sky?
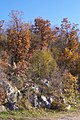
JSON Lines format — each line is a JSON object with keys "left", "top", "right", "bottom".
{"left": 0, "top": 0, "right": 80, "bottom": 26}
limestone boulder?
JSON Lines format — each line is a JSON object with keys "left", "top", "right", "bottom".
{"left": 0, "top": 105, "right": 7, "bottom": 112}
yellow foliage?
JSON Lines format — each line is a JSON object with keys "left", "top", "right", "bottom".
{"left": 63, "top": 72, "right": 78, "bottom": 98}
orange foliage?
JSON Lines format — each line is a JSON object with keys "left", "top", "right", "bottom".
{"left": 0, "top": 87, "right": 5, "bottom": 104}
{"left": 31, "top": 18, "right": 56, "bottom": 50}
{"left": 16, "top": 60, "right": 29, "bottom": 75}
{"left": 7, "top": 11, "right": 31, "bottom": 63}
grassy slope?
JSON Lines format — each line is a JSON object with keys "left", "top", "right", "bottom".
{"left": 0, "top": 108, "right": 79, "bottom": 120}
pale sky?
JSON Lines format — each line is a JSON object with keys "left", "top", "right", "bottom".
{"left": 0, "top": 0, "right": 80, "bottom": 26}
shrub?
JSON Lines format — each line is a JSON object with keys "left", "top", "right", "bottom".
{"left": 17, "top": 97, "right": 32, "bottom": 110}
{"left": 51, "top": 101, "right": 66, "bottom": 111}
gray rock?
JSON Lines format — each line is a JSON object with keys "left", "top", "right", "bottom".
{"left": 32, "top": 85, "right": 39, "bottom": 93}
{"left": 32, "top": 94, "right": 39, "bottom": 108}
{"left": 5, "top": 101, "right": 19, "bottom": 110}
{"left": 66, "top": 104, "right": 71, "bottom": 110}
{"left": 41, "top": 95, "right": 51, "bottom": 108}
{"left": 0, "top": 80, "right": 21, "bottom": 103}
{"left": 0, "top": 105, "right": 7, "bottom": 112}
{"left": 31, "top": 94, "right": 54, "bottom": 109}
{"left": 47, "top": 97, "right": 53, "bottom": 104}
{"left": 41, "top": 79, "right": 50, "bottom": 87}
{"left": 0, "top": 80, "right": 21, "bottom": 110}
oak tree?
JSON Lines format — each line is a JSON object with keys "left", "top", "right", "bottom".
{"left": 7, "top": 10, "right": 31, "bottom": 63}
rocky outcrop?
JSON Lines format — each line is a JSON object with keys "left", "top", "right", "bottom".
{"left": 32, "top": 93, "right": 53, "bottom": 108}
{"left": 0, "top": 80, "right": 21, "bottom": 110}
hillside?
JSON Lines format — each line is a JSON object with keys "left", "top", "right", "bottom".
{"left": 0, "top": 10, "right": 80, "bottom": 113}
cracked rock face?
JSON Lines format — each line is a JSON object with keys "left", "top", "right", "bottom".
{"left": 0, "top": 79, "right": 21, "bottom": 110}
{"left": 32, "top": 93, "right": 53, "bottom": 109}
{"left": 0, "top": 80, "right": 20, "bottom": 102}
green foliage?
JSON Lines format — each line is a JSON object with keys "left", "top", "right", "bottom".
{"left": 29, "top": 50, "right": 57, "bottom": 79}
{"left": 51, "top": 101, "right": 66, "bottom": 111}
{"left": 17, "top": 98, "right": 32, "bottom": 110}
